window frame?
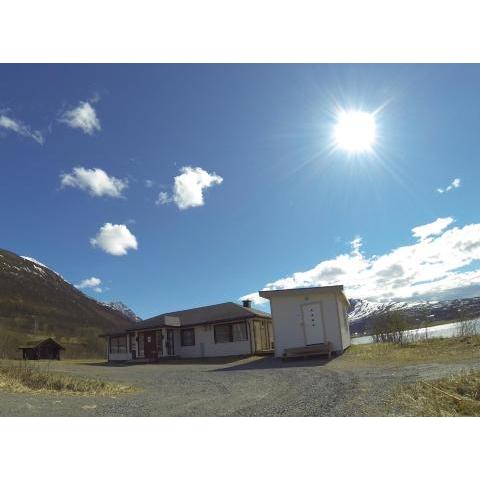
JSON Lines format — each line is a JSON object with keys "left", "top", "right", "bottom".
{"left": 110, "top": 335, "right": 127, "bottom": 354}
{"left": 180, "top": 328, "right": 196, "bottom": 347}
{"left": 129, "top": 332, "right": 136, "bottom": 353}
{"left": 214, "top": 321, "right": 248, "bottom": 343}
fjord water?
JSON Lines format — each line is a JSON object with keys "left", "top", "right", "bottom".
{"left": 351, "top": 317, "right": 480, "bottom": 345}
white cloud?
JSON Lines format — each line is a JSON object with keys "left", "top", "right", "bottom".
{"left": 0, "top": 114, "right": 44, "bottom": 144}
{"left": 75, "top": 277, "right": 103, "bottom": 293}
{"left": 60, "top": 101, "right": 101, "bottom": 135}
{"left": 90, "top": 223, "right": 138, "bottom": 256}
{"left": 60, "top": 167, "right": 128, "bottom": 198}
{"left": 145, "top": 179, "right": 154, "bottom": 188}
{"left": 158, "top": 166, "right": 223, "bottom": 210}
{"left": 156, "top": 191, "right": 172, "bottom": 205}
{"left": 437, "top": 178, "right": 461, "bottom": 194}
{"left": 242, "top": 217, "right": 480, "bottom": 305}
{"left": 411, "top": 217, "right": 454, "bottom": 241}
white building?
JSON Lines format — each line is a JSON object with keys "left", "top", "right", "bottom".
{"left": 259, "top": 285, "right": 350, "bottom": 358}
{"left": 102, "top": 301, "right": 273, "bottom": 361}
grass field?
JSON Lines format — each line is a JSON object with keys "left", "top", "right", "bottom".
{"left": 0, "top": 360, "right": 134, "bottom": 396}
{"left": 397, "top": 370, "right": 480, "bottom": 416}
{"left": 342, "top": 335, "right": 480, "bottom": 365}
{"left": 341, "top": 335, "right": 480, "bottom": 416}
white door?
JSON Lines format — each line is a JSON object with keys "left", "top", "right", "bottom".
{"left": 302, "top": 303, "right": 325, "bottom": 345}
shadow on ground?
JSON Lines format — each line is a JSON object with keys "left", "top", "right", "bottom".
{"left": 79, "top": 355, "right": 335, "bottom": 371}
{"left": 80, "top": 356, "right": 254, "bottom": 368}
{"left": 214, "top": 356, "right": 333, "bottom": 371}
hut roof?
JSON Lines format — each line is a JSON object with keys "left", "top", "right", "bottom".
{"left": 18, "top": 337, "right": 65, "bottom": 350}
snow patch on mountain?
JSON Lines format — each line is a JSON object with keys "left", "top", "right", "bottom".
{"left": 21, "top": 256, "right": 64, "bottom": 279}
{"left": 103, "top": 301, "right": 142, "bottom": 322}
{"left": 348, "top": 297, "right": 480, "bottom": 324}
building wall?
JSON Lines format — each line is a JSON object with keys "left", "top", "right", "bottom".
{"left": 108, "top": 351, "right": 132, "bottom": 361}
{"left": 106, "top": 319, "right": 267, "bottom": 361}
{"left": 252, "top": 319, "right": 273, "bottom": 351}
{"left": 177, "top": 322, "right": 252, "bottom": 358}
{"left": 269, "top": 292, "right": 348, "bottom": 357}
{"left": 336, "top": 297, "right": 351, "bottom": 349}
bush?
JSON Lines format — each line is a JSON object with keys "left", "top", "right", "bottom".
{"left": 371, "top": 311, "right": 410, "bottom": 345}
{"left": 456, "top": 312, "right": 478, "bottom": 338}
{"left": 0, "top": 328, "right": 23, "bottom": 359}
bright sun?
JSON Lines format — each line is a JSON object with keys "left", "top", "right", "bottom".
{"left": 334, "top": 110, "right": 376, "bottom": 153}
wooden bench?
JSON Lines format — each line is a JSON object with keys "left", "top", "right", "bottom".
{"left": 283, "top": 342, "right": 333, "bottom": 360}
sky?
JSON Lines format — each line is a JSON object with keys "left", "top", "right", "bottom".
{"left": 1, "top": 64, "right": 480, "bottom": 318}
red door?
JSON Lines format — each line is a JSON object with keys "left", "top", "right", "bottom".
{"left": 143, "top": 331, "right": 157, "bottom": 360}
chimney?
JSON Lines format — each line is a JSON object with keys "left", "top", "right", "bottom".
{"left": 242, "top": 299, "right": 252, "bottom": 308}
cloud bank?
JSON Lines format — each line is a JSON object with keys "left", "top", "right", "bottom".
{"left": 60, "top": 101, "right": 101, "bottom": 135}
{"left": 0, "top": 114, "right": 44, "bottom": 144}
{"left": 61, "top": 167, "right": 128, "bottom": 198}
{"left": 242, "top": 217, "right": 480, "bottom": 305}
{"left": 90, "top": 223, "right": 138, "bottom": 256}
{"left": 158, "top": 166, "right": 223, "bottom": 210}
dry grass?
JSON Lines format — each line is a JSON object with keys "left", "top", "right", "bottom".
{"left": 0, "top": 360, "right": 134, "bottom": 396}
{"left": 397, "top": 370, "right": 480, "bottom": 416}
{"left": 342, "top": 335, "right": 480, "bottom": 366}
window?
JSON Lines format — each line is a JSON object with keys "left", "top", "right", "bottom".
{"left": 214, "top": 322, "right": 248, "bottom": 343}
{"left": 110, "top": 336, "right": 127, "bottom": 354}
{"left": 232, "top": 322, "right": 248, "bottom": 341}
{"left": 214, "top": 324, "right": 231, "bottom": 343}
{"left": 129, "top": 333, "right": 136, "bottom": 352}
{"left": 156, "top": 330, "right": 163, "bottom": 354}
{"left": 181, "top": 328, "right": 195, "bottom": 346}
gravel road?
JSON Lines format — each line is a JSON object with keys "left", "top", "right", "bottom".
{"left": 1, "top": 355, "right": 479, "bottom": 416}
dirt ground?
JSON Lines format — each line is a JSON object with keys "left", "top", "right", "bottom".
{"left": 1, "top": 353, "right": 479, "bottom": 416}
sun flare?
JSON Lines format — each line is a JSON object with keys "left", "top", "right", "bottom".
{"left": 334, "top": 110, "right": 376, "bottom": 153}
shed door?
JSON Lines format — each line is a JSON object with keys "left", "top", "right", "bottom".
{"left": 302, "top": 303, "right": 325, "bottom": 345}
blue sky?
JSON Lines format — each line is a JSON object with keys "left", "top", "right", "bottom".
{"left": 1, "top": 64, "right": 480, "bottom": 318}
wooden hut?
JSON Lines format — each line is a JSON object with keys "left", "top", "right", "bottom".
{"left": 18, "top": 338, "right": 65, "bottom": 360}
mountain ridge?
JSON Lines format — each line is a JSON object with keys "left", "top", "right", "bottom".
{"left": 348, "top": 297, "right": 480, "bottom": 334}
{"left": 0, "top": 248, "right": 137, "bottom": 357}
{"left": 103, "top": 301, "right": 142, "bottom": 322}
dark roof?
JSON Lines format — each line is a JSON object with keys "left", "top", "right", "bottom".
{"left": 18, "top": 337, "right": 65, "bottom": 350}
{"left": 129, "top": 302, "right": 270, "bottom": 332}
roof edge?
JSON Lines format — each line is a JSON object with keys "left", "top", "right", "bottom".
{"left": 259, "top": 285, "right": 345, "bottom": 299}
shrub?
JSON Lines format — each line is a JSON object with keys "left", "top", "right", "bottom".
{"left": 371, "top": 311, "right": 410, "bottom": 345}
{"left": 456, "top": 312, "right": 478, "bottom": 338}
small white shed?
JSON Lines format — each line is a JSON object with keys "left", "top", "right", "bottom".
{"left": 259, "top": 285, "right": 351, "bottom": 358}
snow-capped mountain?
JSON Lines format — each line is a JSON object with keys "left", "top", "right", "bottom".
{"left": 0, "top": 248, "right": 135, "bottom": 336}
{"left": 103, "top": 301, "right": 142, "bottom": 322}
{"left": 16, "top": 254, "right": 142, "bottom": 324}
{"left": 348, "top": 297, "right": 480, "bottom": 334}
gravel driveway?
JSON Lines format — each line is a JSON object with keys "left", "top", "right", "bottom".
{"left": 1, "top": 355, "right": 479, "bottom": 416}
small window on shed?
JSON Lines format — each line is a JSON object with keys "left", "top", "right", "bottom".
{"left": 181, "top": 328, "right": 195, "bottom": 346}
